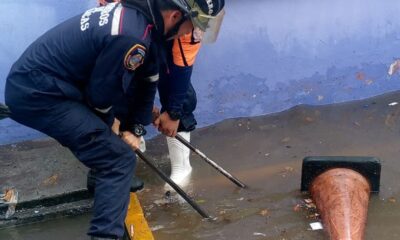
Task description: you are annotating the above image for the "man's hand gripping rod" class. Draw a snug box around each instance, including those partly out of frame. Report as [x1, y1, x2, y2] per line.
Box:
[175, 134, 247, 188]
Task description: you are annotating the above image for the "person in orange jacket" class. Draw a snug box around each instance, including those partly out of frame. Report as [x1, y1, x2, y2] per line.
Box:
[154, 29, 202, 191]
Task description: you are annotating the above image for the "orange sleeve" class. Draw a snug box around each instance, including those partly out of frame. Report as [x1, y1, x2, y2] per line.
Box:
[172, 33, 201, 67]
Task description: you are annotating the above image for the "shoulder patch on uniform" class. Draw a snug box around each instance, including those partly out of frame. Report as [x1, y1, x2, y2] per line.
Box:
[124, 44, 146, 71]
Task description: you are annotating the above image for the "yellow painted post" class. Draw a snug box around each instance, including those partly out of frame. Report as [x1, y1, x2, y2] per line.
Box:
[124, 193, 154, 240]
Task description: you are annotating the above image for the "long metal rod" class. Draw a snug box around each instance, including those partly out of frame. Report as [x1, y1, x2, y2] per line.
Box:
[134, 149, 211, 219]
[175, 134, 247, 188]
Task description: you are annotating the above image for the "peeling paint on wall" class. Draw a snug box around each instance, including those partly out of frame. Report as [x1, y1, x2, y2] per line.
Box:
[388, 60, 400, 76]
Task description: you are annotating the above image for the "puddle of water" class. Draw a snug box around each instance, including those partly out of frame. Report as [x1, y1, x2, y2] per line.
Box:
[138, 93, 400, 240]
[0, 214, 91, 240]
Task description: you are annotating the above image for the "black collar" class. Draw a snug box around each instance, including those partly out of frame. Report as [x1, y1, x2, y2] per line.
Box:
[122, 0, 165, 41]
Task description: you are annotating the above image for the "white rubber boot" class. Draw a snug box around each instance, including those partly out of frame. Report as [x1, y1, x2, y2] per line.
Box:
[164, 131, 192, 191]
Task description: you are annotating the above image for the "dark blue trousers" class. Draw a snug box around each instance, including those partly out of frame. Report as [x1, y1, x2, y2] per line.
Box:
[5, 71, 135, 238]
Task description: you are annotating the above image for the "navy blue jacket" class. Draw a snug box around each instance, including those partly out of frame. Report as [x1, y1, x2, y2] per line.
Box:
[8, 2, 161, 131]
[159, 31, 201, 120]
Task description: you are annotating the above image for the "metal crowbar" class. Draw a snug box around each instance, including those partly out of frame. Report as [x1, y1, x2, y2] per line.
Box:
[175, 134, 247, 188]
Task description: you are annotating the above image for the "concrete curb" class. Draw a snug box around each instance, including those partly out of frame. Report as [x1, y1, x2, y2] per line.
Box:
[0, 190, 93, 229]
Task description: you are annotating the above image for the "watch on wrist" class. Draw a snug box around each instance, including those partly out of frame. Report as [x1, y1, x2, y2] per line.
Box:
[168, 110, 181, 121]
[132, 124, 146, 137]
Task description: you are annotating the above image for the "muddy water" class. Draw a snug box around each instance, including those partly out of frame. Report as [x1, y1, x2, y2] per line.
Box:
[0, 214, 91, 239]
[2, 91, 400, 239]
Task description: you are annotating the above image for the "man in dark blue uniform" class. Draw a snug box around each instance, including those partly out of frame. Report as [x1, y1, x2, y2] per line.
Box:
[4, 0, 201, 239]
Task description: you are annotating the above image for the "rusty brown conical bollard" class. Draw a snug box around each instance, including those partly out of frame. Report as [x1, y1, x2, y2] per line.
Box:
[310, 168, 370, 240]
[301, 156, 381, 240]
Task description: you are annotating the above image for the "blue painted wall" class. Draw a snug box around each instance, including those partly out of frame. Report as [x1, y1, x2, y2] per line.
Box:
[1, 0, 400, 144]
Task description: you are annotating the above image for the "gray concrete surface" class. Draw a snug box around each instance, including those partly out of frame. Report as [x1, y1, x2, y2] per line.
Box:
[0, 139, 87, 203]
[0, 138, 92, 228]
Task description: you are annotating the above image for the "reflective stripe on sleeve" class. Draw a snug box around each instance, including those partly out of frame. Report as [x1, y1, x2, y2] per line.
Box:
[111, 3, 123, 35]
[144, 73, 159, 82]
[95, 106, 113, 114]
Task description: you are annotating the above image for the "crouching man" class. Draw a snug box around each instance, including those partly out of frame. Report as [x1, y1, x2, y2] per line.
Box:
[5, 0, 197, 239]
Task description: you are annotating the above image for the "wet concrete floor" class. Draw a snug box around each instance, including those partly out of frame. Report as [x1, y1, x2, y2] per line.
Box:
[1, 91, 400, 239]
